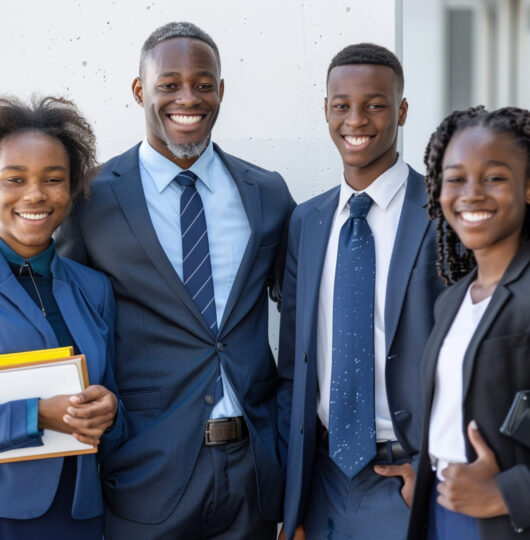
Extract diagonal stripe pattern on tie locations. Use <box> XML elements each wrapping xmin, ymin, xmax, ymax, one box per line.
<box><xmin>175</xmin><ymin>170</ymin><xmax>218</xmax><ymax>335</ymax></box>
<box><xmin>329</xmin><ymin>192</ymin><xmax>376</xmax><ymax>479</ymax></box>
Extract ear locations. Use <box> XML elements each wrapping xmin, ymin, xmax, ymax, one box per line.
<box><xmin>398</xmin><ymin>97</ymin><xmax>408</xmax><ymax>126</ymax></box>
<box><xmin>324</xmin><ymin>97</ymin><xmax>329</xmax><ymax>123</ymax></box>
<box><xmin>132</xmin><ymin>77</ymin><xmax>144</xmax><ymax>107</ymax></box>
<box><xmin>525</xmin><ymin>176</ymin><xmax>530</xmax><ymax>204</ymax></box>
<box><xmin>219</xmin><ymin>79</ymin><xmax>225</xmax><ymax>103</ymax></box>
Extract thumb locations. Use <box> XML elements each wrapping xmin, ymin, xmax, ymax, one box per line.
<box><xmin>467</xmin><ymin>419</ymin><xmax>493</xmax><ymax>461</ymax></box>
<box><xmin>374</xmin><ymin>464</ymin><xmax>399</xmax><ymax>477</ymax></box>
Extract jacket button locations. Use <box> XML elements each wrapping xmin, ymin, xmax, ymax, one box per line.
<box><xmin>303</xmin><ymin>353</ymin><xmax>307</xmax><ymax>363</ymax></box>
<box><xmin>299</xmin><ymin>424</ymin><xmax>303</xmax><ymax>434</ymax></box>
<box><xmin>205</xmin><ymin>394</ymin><xmax>215</xmax><ymax>405</ymax></box>
<box><xmin>216</xmin><ymin>342</ymin><xmax>224</xmax><ymax>352</ymax></box>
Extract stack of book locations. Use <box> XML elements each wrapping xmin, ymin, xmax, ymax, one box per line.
<box><xmin>0</xmin><ymin>347</ymin><xmax>96</xmax><ymax>463</ymax></box>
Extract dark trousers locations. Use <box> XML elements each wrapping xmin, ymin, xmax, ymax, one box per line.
<box><xmin>303</xmin><ymin>440</ymin><xmax>410</xmax><ymax>540</ymax></box>
<box><xmin>104</xmin><ymin>438</ymin><xmax>277</xmax><ymax>540</ymax></box>
<box><xmin>427</xmin><ymin>479</ymin><xmax>480</xmax><ymax>540</ymax></box>
<box><xmin>0</xmin><ymin>457</ymin><xmax>102</xmax><ymax>540</ymax></box>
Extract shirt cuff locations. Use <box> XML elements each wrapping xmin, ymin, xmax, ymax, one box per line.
<box><xmin>26</xmin><ymin>398</ymin><xmax>44</xmax><ymax>438</ymax></box>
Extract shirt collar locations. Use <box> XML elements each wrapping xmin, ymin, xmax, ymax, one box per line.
<box><xmin>0</xmin><ymin>237</ymin><xmax>54</xmax><ymax>277</ymax></box>
<box><xmin>139</xmin><ymin>138</ymin><xmax>216</xmax><ymax>193</ymax></box>
<box><xmin>338</xmin><ymin>154</ymin><xmax>409</xmax><ymax>214</ymax></box>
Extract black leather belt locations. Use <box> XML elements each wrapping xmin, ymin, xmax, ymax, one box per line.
<box><xmin>317</xmin><ymin>420</ymin><xmax>409</xmax><ymax>464</ymax></box>
<box><xmin>204</xmin><ymin>417</ymin><xmax>248</xmax><ymax>446</ymax></box>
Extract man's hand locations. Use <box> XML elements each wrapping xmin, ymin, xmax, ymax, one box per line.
<box><xmin>437</xmin><ymin>420</ymin><xmax>508</xmax><ymax>518</ymax></box>
<box><xmin>39</xmin><ymin>385</ymin><xmax>118</xmax><ymax>446</ymax></box>
<box><xmin>278</xmin><ymin>524</ymin><xmax>305</xmax><ymax>540</ymax></box>
<box><xmin>374</xmin><ymin>462</ymin><xmax>415</xmax><ymax>507</ymax></box>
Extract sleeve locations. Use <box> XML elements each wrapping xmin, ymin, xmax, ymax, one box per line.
<box><xmin>0</xmin><ymin>398</ymin><xmax>43</xmax><ymax>451</ymax></box>
<box><xmin>276</xmin><ymin>211</ymin><xmax>300</xmax><ymax>471</ymax></box>
<box><xmin>54</xmin><ymin>203</ymin><xmax>90</xmax><ymax>265</ymax></box>
<box><xmin>96</xmin><ymin>274</ymin><xmax>128</xmax><ymax>460</ymax></box>
<box><xmin>496</xmin><ymin>464</ymin><xmax>530</xmax><ymax>532</ymax></box>
<box><xmin>268</xmin><ymin>176</ymin><xmax>297</xmax><ymax>309</ymax></box>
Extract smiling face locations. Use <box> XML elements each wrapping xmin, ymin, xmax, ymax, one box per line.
<box><xmin>133</xmin><ymin>37</ymin><xmax>224</xmax><ymax>168</ymax></box>
<box><xmin>440</xmin><ymin>126</ymin><xmax>530</xmax><ymax>262</ymax></box>
<box><xmin>325</xmin><ymin>63</ymin><xmax>407</xmax><ymax>190</ymax></box>
<box><xmin>0</xmin><ymin>132</ymin><xmax>71</xmax><ymax>259</ymax></box>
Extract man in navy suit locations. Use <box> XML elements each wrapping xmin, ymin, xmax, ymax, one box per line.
<box><xmin>277</xmin><ymin>44</ymin><xmax>444</xmax><ymax>539</ymax></box>
<box><xmin>57</xmin><ymin>22</ymin><xmax>294</xmax><ymax>539</ymax></box>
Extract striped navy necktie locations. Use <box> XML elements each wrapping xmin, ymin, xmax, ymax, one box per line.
<box><xmin>175</xmin><ymin>170</ymin><xmax>218</xmax><ymax>335</ymax></box>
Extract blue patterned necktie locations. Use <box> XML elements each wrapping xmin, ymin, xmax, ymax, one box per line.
<box><xmin>329</xmin><ymin>192</ymin><xmax>376</xmax><ymax>479</ymax></box>
<box><xmin>175</xmin><ymin>170</ymin><xmax>218</xmax><ymax>335</ymax></box>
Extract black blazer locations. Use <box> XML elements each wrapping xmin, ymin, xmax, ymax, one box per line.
<box><xmin>408</xmin><ymin>242</ymin><xmax>530</xmax><ymax>540</ymax></box>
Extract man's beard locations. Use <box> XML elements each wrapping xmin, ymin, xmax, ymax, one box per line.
<box><xmin>166</xmin><ymin>136</ymin><xmax>210</xmax><ymax>161</ymax></box>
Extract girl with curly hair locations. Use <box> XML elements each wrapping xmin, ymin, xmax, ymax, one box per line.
<box><xmin>0</xmin><ymin>96</ymin><xmax>125</xmax><ymax>539</ymax></box>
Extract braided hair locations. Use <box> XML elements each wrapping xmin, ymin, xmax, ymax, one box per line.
<box><xmin>424</xmin><ymin>106</ymin><xmax>530</xmax><ymax>285</ymax></box>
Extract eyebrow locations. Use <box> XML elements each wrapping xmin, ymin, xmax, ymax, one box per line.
<box><xmin>443</xmin><ymin>159</ymin><xmax>511</xmax><ymax>171</ymax></box>
<box><xmin>158</xmin><ymin>70</ymin><xmax>217</xmax><ymax>78</ymax></box>
<box><xmin>0</xmin><ymin>165</ymin><xmax>67</xmax><ymax>173</ymax></box>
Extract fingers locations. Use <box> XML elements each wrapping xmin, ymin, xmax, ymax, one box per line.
<box><xmin>72</xmin><ymin>432</ymin><xmax>100</xmax><ymax>447</ymax></box>
<box><xmin>69</xmin><ymin>384</ymin><xmax>109</xmax><ymax>405</ymax></box>
<box><xmin>374</xmin><ymin>462</ymin><xmax>414</xmax><ymax>479</ymax></box>
<box><xmin>467</xmin><ymin>420</ymin><xmax>494</xmax><ymax>462</ymax></box>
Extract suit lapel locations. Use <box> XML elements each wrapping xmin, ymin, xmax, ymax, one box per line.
<box><xmin>461</xmin><ymin>243</ymin><xmax>530</xmax><ymax>401</ymax></box>
<box><xmin>51</xmin><ymin>258</ymin><xmax>101</xmax><ymax>376</ymax></box>
<box><xmin>110</xmin><ymin>145</ymin><xmax>212</xmax><ymax>334</ymax></box>
<box><xmin>214</xmin><ymin>147</ymin><xmax>262</xmax><ymax>334</ymax></box>
<box><xmin>384</xmin><ymin>168</ymin><xmax>430</xmax><ymax>355</ymax></box>
<box><xmin>0</xmin><ymin>256</ymin><xmax>58</xmax><ymax>346</ymax></box>
<box><xmin>301</xmin><ymin>188</ymin><xmax>340</xmax><ymax>350</ymax></box>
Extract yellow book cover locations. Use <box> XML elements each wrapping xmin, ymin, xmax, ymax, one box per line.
<box><xmin>0</xmin><ymin>346</ymin><xmax>74</xmax><ymax>367</ymax></box>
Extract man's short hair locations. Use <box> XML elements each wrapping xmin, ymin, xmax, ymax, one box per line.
<box><xmin>327</xmin><ymin>43</ymin><xmax>404</xmax><ymax>96</ymax></box>
<box><xmin>139</xmin><ymin>22</ymin><xmax>221</xmax><ymax>76</ymax></box>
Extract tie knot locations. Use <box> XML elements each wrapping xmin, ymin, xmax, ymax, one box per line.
<box><xmin>175</xmin><ymin>170</ymin><xmax>198</xmax><ymax>187</ymax></box>
<box><xmin>349</xmin><ymin>193</ymin><xmax>372</xmax><ymax>219</ymax></box>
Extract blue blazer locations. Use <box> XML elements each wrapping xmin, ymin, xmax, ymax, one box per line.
<box><xmin>0</xmin><ymin>251</ymin><xmax>125</xmax><ymax>519</ymax></box>
<box><xmin>55</xmin><ymin>143</ymin><xmax>295</xmax><ymax>524</ymax></box>
<box><xmin>276</xmin><ymin>166</ymin><xmax>445</xmax><ymax>539</ymax></box>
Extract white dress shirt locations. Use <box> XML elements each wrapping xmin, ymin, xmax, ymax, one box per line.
<box><xmin>429</xmin><ymin>283</ymin><xmax>491</xmax><ymax>480</ymax></box>
<box><xmin>139</xmin><ymin>139</ymin><xmax>250</xmax><ymax>419</ymax></box>
<box><xmin>316</xmin><ymin>155</ymin><xmax>409</xmax><ymax>442</ymax></box>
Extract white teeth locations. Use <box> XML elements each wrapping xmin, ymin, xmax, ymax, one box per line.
<box><xmin>169</xmin><ymin>114</ymin><xmax>202</xmax><ymax>125</ymax></box>
<box><xmin>18</xmin><ymin>213</ymin><xmax>49</xmax><ymax>220</ymax></box>
<box><xmin>461</xmin><ymin>211</ymin><xmax>494</xmax><ymax>222</ymax></box>
<box><xmin>345</xmin><ymin>136</ymin><xmax>371</xmax><ymax>146</ymax></box>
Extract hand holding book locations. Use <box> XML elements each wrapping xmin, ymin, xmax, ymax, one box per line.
<box><xmin>39</xmin><ymin>385</ymin><xmax>118</xmax><ymax>447</ymax></box>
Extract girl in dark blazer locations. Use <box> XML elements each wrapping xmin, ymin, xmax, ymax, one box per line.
<box><xmin>0</xmin><ymin>97</ymin><xmax>125</xmax><ymax>539</ymax></box>
<box><xmin>407</xmin><ymin>106</ymin><xmax>530</xmax><ymax>540</ymax></box>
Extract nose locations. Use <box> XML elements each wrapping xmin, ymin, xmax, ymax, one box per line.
<box><xmin>174</xmin><ymin>84</ymin><xmax>201</xmax><ymax>106</ymax></box>
<box><xmin>461</xmin><ymin>178</ymin><xmax>486</xmax><ymax>202</ymax></box>
<box><xmin>22</xmin><ymin>180</ymin><xmax>47</xmax><ymax>203</ymax></box>
<box><xmin>345</xmin><ymin>105</ymin><xmax>368</xmax><ymax>128</ymax></box>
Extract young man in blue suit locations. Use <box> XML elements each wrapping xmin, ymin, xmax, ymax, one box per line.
<box><xmin>277</xmin><ymin>44</ymin><xmax>444</xmax><ymax>540</ymax></box>
<box><xmin>56</xmin><ymin>22</ymin><xmax>294</xmax><ymax>539</ymax></box>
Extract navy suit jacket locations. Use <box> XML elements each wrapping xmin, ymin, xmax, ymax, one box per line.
<box><xmin>55</xmin><ymin>143</ymin><xmax>295</xmax><ymax>524</ymax></box>
<box><xmin>0</xmin><ymin>251</ymin><xmax>125</xmax><ymax>519</ymax></box>
<box><xmin>276</xmin><ymin>166</ymin><xmax>445</xmax><ymax>539</ymax></box>
<box><xmin>408</xmin><ymin>242</ymin><xmax>530</xmax><ymax>540</ymax></box>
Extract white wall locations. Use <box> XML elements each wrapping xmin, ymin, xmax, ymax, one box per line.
<box><xmin>2</xmin><ymin>0</ymin><xmax>397</xmax><ymax>204</ymax></box>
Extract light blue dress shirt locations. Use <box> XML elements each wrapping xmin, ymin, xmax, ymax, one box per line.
<box><xmin>139</xmin><ymin>139</ymin><xmax>250</xmax><ymax>419</ymax></box>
